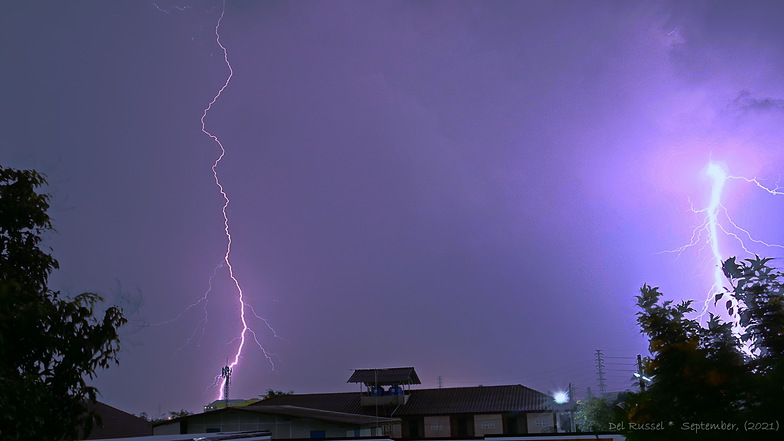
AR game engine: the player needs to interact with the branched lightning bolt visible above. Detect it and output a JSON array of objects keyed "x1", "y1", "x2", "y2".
[
  {"x1": 663, "y1": 160, "x2": 784, "y2": 327},
  {"x1": 151, "y1": 1, "x2": 191, "y2": 14},
  {"x1": 200, "y1": 0, "x2": 275, "y2": 400},
  {"x1": 151, "y1": 262, "x2": 222, "y2": 355}
]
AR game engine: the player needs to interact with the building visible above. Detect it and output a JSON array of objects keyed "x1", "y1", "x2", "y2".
[
  {"x1": 79, "y1": 401, "x2": 153, "y2": 439},
  {"x1": 205, "y1": 399, "x2": 261, "y2": 411},
  {"x1": 88, "y1": 430, "x2": 271, "y2": 441},
  {"x1": 154, "y1": 404, "x2": 398, "y2": 438},
  {"x1": 155, "y1": 367, "x2": 559, "y2": 439}
]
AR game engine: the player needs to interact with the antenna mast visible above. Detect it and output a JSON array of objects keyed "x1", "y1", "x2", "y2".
[{"x1": 221, "y1": 360, "x2": 232, "y2": 407}]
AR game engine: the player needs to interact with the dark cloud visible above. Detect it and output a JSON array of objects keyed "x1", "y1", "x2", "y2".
[
  {"x1": 4, "y1": 0, "x2": 784, "y2": 415},
  {"x1": 732, "y1": 90, "x2": 784, "y2": 113}
]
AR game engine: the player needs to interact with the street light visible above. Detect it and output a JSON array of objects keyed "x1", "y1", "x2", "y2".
[{"x1": 550, "y1": 385, "x2": 575, "y2": 432}]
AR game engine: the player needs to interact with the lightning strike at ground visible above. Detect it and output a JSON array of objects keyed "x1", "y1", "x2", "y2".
[{"x1": 199, "y1": 0, "x2": 275, "y2": 400}]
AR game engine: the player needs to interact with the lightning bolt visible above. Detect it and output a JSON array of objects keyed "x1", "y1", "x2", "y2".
[
  {"x1": 664, "y1": 159, "x2": 784, "y2": 328},
  {"x1": 200, "y1": 0, "x2": 275, "y2": 400},
  {"x1": 151, "y1": 263, "x2": 221, "y2": 354},
  {"x1": 705, "y1": 162, "x2": 729, "y2": 313}
]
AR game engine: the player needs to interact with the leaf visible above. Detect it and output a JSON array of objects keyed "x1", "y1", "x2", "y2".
[{"x1": 722, "y1": 257, "x2": 742, "y2": 279}]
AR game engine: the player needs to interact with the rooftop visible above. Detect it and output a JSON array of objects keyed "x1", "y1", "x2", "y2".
[
  {"x1": 239, "y1": 405, "x2": 398, "y2": 426},
  {"x1": 82, "y1": 401, "x2": 152, "y2": 440},
  {"x1": 251, "y1": 384, "x2": 552, "y2": 416},
  {"x1": 347, "y1": 367, "x2": 421, "y2": 386}
]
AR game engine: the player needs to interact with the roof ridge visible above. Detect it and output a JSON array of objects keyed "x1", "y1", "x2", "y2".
[
  {"x1": 258, "y1": 390, "x2": 360, "y2": 398},
  {"x1": 414, "y1": 384, "x2": 532, "y2": 391}
]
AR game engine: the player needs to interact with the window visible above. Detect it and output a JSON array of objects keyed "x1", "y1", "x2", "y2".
[
  {"x1": 481, "y1": 421, "x2": 496, "y2": 429},
  {"x1": 535, "y1": 417, "x2": 552, "y2": 427},
  {"x1": 430, "y1": 423, "x2": 444, "y2": 431}
]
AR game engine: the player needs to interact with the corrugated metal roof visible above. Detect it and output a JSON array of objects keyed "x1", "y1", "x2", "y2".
[
  {"x1": 250, "y1": 392, "x2": 366, "y2": 415},
  {"x1": 239, "y1": 405, "x2": 398, "y2": 425},
  {"x1": 347, "y1": 367, "x2": 421, "y2": 385},
  {"x1": 82, "y1": 401, "x2": 153, "y2": 439},
  {"x1": 251, "y1": 385, "x2": 551, "y2": 417},
  {"x1": 392, "y1": 385, "x2": 551, "y2": 416}
]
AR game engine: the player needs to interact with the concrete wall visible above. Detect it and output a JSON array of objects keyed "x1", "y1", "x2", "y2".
[
  {"x1": 423, "y1": 416, "x2": 451, "y2": 438},
  {"x1": 526, "y1": 412, "x2": 555, "y2": 434},
  {"x1": 152, "y1": 422, "x2": 180, "y2": 435},
  {"x1": 473, "y1": 414, "x2": 503, "y2": 436},
  {"x1": 155, "y1": 410, "x2": 564, "y2": 439},
  {"x1": 389, "y1": 422, "x2": 402, "y2": 438}
]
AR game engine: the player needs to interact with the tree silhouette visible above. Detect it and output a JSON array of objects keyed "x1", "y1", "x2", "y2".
[
  {"x1": 0, "y1": 166, "x2": 126, "y2": 441},
  {"x1": 623, "y1": 256, "x2": 784, "y2": 440}
]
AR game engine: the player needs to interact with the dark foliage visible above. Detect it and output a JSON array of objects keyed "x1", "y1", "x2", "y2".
[
  {"x1": 0, "y1": 166, "x2": 126, "y2": 441},
  {"x1": 259, "y1": 388, "x2": 294, "y2": 400},
  {"x1": 622, "y1": 256, "x2": 784, "y2": 440}
]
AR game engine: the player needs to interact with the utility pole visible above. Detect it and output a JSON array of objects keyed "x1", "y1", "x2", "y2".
[
  {"x1": 637, "y1": 354, "x2": 646, "y2": 392},
  {"x1": 595, "y1": 350, "x2": 606, "y2": 396},
  {"x1": 568, "y1": 383, "x2": 576, "y2": 432}
]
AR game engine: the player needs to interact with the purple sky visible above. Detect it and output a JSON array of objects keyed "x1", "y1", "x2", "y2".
[{"x1": 4, "y1": 0, "x2": 784, "y2": 416}]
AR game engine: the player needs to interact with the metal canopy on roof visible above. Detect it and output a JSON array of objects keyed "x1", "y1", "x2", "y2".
[{"x1": 347, "y1": 367, "x2": 421, "y2": 385}]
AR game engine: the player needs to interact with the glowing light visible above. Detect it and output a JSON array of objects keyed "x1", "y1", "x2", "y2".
[
  {"x1": 553, "y1": 390, "x2": 569, "y2": 404},
  {"x1": 633, "y1": 372, "x2": 653, "y2": 382},
  {"x1": 200, "y1": 0, "x2": 275, "y2": 400}
]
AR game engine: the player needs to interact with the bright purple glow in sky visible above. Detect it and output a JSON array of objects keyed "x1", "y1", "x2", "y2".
[{"x1": 4, "y1": 0, "x2": 784, "y2": 416}]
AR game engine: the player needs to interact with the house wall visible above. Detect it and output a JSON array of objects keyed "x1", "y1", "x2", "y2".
[
  {"x1": 388, "y1": 422, "x2": 402, "y2": 438},
  {"x1": 153, "y1": 421, "x2": 180, "y2": 435},
  {"x1": 473, "y1": 414, "x2": 503, "y2": 436},
  {"x1": 154, "y1": 412, "x2": 268, "y2": 436},
  {"x1": 525, "y1": 412, "x2": 555, "y2": 434},
  {"x1": 423, "y1": 416, "x2": 451, "y2": 438}
]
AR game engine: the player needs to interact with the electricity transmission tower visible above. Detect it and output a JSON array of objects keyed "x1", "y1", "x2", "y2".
[{"x1": 595, "y1": 350, "x2": 607, "y2": 396}]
